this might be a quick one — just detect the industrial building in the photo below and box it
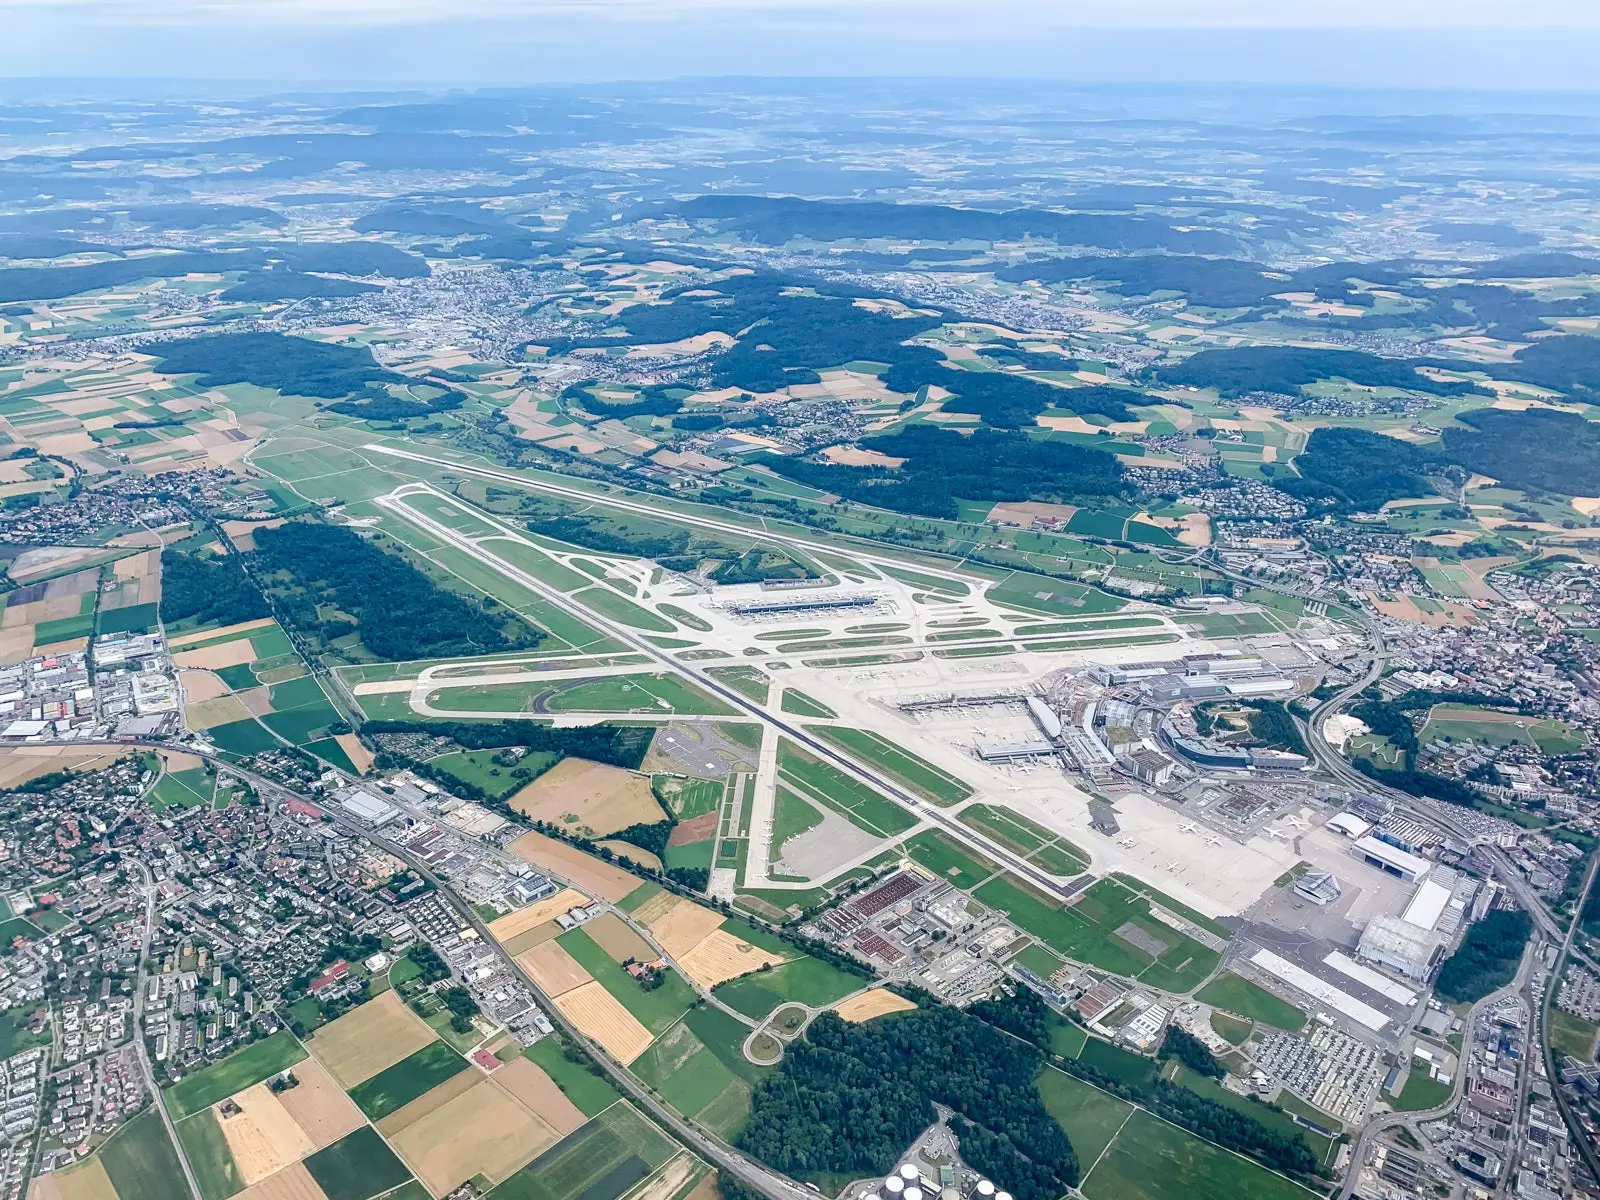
[1294,871,1342,906]
[1356,916,1446,981]
[1350,835,1430,882]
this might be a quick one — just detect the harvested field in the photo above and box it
[677,929,788,990]
[233,1162,329,1200]
[630,1154,698,1200]
[275,1060,365,1150]
[507,759,664,836]
[681,1171,720,1200]
[581,912,657,965]
[169,618,276,649]
[632,893,725,959]
[667,812,718,848]
[158,749,205,772]
[487,888,587,944]
[517,940,593,997]
[235,686,274,717]
[555,981,655,1064]
[333,734,373,774]
[307,991,437,1089]
[179,669,231,702]
[599,840,662,869]
[506,831,641,902]
[0,750,119,790]
[222,520,286,552]
[389,1077,559,1195]
[374,1066,483,1136]
[833,988,917,1023]
[491,1058,588,1136]
[986,500,1079,527]
[186,696,253,730]
[0,626,33,663]
[175,639,257,670]
[29,1158,117,1200]
[217,1083,317,1185]
[114,550,158,581]
[501,921,563,957]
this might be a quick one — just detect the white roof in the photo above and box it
[1352,835,1430,878]
[1327,813,1373,838]
[1401,879,1453,932]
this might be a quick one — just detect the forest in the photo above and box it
[0,248,259,304]
[159,548,270,628]
[760,426,1128,520]
[998,254,1287,309]
[1440,406,1600,496]
[250,521,542,660]
[155,332,409,400]
[1273,427,1437,511]
[220,271,382,302]
[1434,910,1533,1003]
[366,719,654,772]
[883,361,1139,426]
[737,1007,1079,1200]
[1156,346,1480,399]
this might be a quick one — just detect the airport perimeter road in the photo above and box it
[372,486,1144,917]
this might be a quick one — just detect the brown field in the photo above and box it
[506,831,642,902]
[222,519,286,552]
[491,1058,588,1136]
[985,500,1079,527]
[158,749,205,772]
[29,1158,117,1200]
[390,1077,559,1196]
[274,1060,365,1150]
[234,1162,329,1200]
[516,940,593,997]
[629,1154,697,1200]
[217,1084,317,1185]
[0,626,32,663]
[486,887,587,944]
[667,812,718,848]
[681,1171,720,1200]
[175,639,258,670]
[821,445,905,468]
[168,618,275,649]
[179,669,231,702]
[235,686,275,717]
[833,988,917,1023]
[554,981,654,1064]
[7,546,112,583]
[375,1066,483,1137]
[1368,592,1478,628]
[676,929,788,990]
[186,696,253,729]
[307,990,438,1088]
[631,893,726,959]
[581,912,656,965]
[334,734,373,774]
[506,758,664,836]
[0,750,119,790]
[599,840,662,870]
[113,549,158,581]
[501,921,563,957]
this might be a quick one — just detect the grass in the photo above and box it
[903,829,997,890]
[176,1110,243,1200]
[166,1029,307,1117]
[558,926,697,1033]
[780,689,836,718]
[0,1007,49,1057]
[1210,1012,1253,1045]
[206,717,284,755]
[776,740,916,838]
[1035,1065,1134,1166]
[630,1020,743,1131]
[1388,1064,1453,1112]
[807,725,973,805]
[706,665,770,704]
[1550,1008,1600,1061]
[151,766,214,810]
[772,786,824,852]
[959,803,1089,873]
[573,586,676,633]
[304,1127,414,1200]
[975,875,1219,991]
[430,748,561,800]
[347,1040,470,1119]
[487,1101,674,1200]
[1195,974,1306,1032]
[100,1109,192,1200]
[712,958,865,1020]
[547,674,735,716]
[653,776,724,820]
[1082,1110,1317,1200]
[524,1035,623,1117]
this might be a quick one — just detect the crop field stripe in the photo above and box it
[165,1029,307,1118]
[176,1109,244,1200]
[347,1040,471,1119]
[98,1108,192,1200]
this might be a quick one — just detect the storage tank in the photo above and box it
[884,1178,904,1198]
[905,1186,923,1200]
[900,1167,920,1183]
[973,1182,995,1200]
[995,1190,1012,1200]
[941,1188,960,1200]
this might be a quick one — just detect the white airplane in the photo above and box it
[1165,860,1181,873]
[1205,836,1222,847]
[1266,828,1289,840]
[1008,782,1023,793]
[1118,837,1137,848]
[1178,822,1198,834]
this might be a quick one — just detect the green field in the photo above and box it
[206,717,284,755]
[523,1036,623,1117]
[152,766,214,810]
[166,1029,308,1117]
[959,803,1089,874]
[1036,1065,1134,1166]
[630,1017,748,1134]
[712,957,865,1020]
[776,740,916,838]
[99,1109,192,1200]
[973,875,1218,991]
[780,688,836,718]
[98,600,160,635]
[428,748,561,799]
[1082,1110,1317,1200]
[572,586,677,633]
[304,1126,414,1200]
[654,776,725,819]
[546,673,735,716]
[1195,974,1306,1032]
[487,1102,675,1200]
[903,829,997,890]
[177,1109,244,1200]
[772,787,824,852]
[1550,1008,1600,1061]
[706,665,770,704]
[348,1040,470,1119]
[1388,1064,1453,1112]
[558,927,697,1033]
[808,726,973,805]
[1210,1012,1253,1045]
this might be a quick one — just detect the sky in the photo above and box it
[2,0,1599,89]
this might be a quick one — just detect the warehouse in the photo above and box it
[1356,916,1445,982]
[1351,835,1430,882]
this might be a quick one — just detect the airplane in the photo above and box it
[1204,835,1222,847]
[1265,828,1289,840]
[1118,837,1137,848]
[1165,860,1181,873]
[1178,822,1198,834]
[1007,782,1023,793]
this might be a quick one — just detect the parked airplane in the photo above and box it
[1178,822,1198,834]
[1165,860,1181,873]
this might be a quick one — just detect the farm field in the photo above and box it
[166,1030,308,1118]
[348,1040,471,1119]
[522,1036,623,1117]
[1081,1110,1316,1200]
[485,1101,676,1200]
[98,1109,191,1200]
[302,1126,414,1200]
[712,957,866,1020]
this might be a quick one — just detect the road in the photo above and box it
[128,858,204,1200]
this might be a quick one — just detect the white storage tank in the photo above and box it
[905,1187,923,1200]
[884,1178,905,1197]
[973,1182,995,1200]
[900,1167,921,1183]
